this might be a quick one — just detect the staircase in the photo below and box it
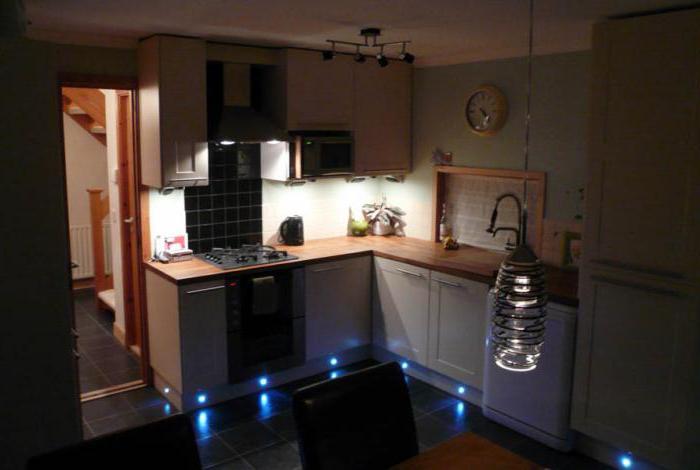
[62,87,106,145]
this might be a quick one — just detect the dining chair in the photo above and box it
[26,413,201,469]
[293,361,419,470]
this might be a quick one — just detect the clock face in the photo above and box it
[465,85,508,136]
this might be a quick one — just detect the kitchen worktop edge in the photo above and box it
[143,236,578,306]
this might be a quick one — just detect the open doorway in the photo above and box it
[60,83,147,401]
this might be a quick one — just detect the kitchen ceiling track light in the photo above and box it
[323,28,414,66]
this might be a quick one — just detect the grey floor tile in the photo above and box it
[410,387,459,415]
[260,410,297,441]
[103,366,142,385]
[80,374,111,394]
[414,413,461,449]
[89,411,145,437]
[218,420,283,456]
[197,435,239,468]
[243,442,301,470]
[82,423,94,440]
[138,402,178,423]
[208,457,254,470]
[124,386,168,409]
[89,352,139,371]
[82,394,134,421]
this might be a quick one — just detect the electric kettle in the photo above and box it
[279,216,304,245]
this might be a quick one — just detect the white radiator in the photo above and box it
[69,224,113,280]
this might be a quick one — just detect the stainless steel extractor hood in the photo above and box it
[207,62,287,143]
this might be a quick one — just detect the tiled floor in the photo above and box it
[74,289,142,394]
[83,361,611,470]
[82,387,176,439]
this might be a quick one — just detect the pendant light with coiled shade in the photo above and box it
[491,0,548,373]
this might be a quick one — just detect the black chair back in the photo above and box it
[293,361,419,470]
[26,414,201,470]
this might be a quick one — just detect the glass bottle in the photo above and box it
[439,203,451,241]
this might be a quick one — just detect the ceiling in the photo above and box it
[25,0,692,66]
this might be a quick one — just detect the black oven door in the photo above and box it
[226,266,305,383]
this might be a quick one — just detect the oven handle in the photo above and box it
[185,285,226,295]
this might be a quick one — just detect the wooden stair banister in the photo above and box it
[87,188,113,309]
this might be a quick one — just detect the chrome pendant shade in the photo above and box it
[490,0,547,373]
[492,244,547,372]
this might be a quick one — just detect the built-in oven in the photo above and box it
[226,265,305,383]
[297,132,354,177]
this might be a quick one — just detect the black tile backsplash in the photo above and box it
[185,143,262,253]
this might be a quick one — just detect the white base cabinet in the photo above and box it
[305,256,372,360]
[373,258,431,365]
[373,257,488,382]
[145,272,228,405]
[428,272,489,389]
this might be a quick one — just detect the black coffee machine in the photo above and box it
[279,216,304,245]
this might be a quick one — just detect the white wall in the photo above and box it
[63,114,108,226]
[262,178,383,243]
[382,51,590,242]
[102,90,125,331]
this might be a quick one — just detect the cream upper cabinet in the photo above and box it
[282,49,354,130]
[138,35,209,188]
[353,60,412,174]
[305,257,372,360]
[428,272,488,389]
[582,11,700,282]
[573,9,700,470]
[373,258,430,365]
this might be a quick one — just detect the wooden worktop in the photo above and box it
[144,236,578,306]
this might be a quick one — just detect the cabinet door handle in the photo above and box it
[310,265,344,273]
[71,328,79,338]
[435,278,461,288]
[73,349,81,359]
[185,285,226,295]
[396,268,424,279]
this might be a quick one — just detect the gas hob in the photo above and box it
[196,244,298,270]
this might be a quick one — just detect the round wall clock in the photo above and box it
[465,85,508,136]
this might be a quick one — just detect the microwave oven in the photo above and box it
[298,132,353,177]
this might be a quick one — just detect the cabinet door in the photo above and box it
[373,258,430,365]
[305,257,371,359]
[138,35,208,188]
[428,272,488,388]
[354,60,412,174]
[572,273,697,468]
[583,11,700,282]
[179,280,227,391]
[285,49,354,130]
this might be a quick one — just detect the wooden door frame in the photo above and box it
[58,73,152,394]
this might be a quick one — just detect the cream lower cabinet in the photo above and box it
[373,258,431,365]
[573,271,699,469]
[573,8,700,469]
[305,256,372,360]
[178,279,228,391]
[428,272,488,388]
[146,271,228,404]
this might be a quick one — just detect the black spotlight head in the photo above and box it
[322,50,334,61]
[354,52,366,63]
[400,52,415,64]
[376,54,389,68]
